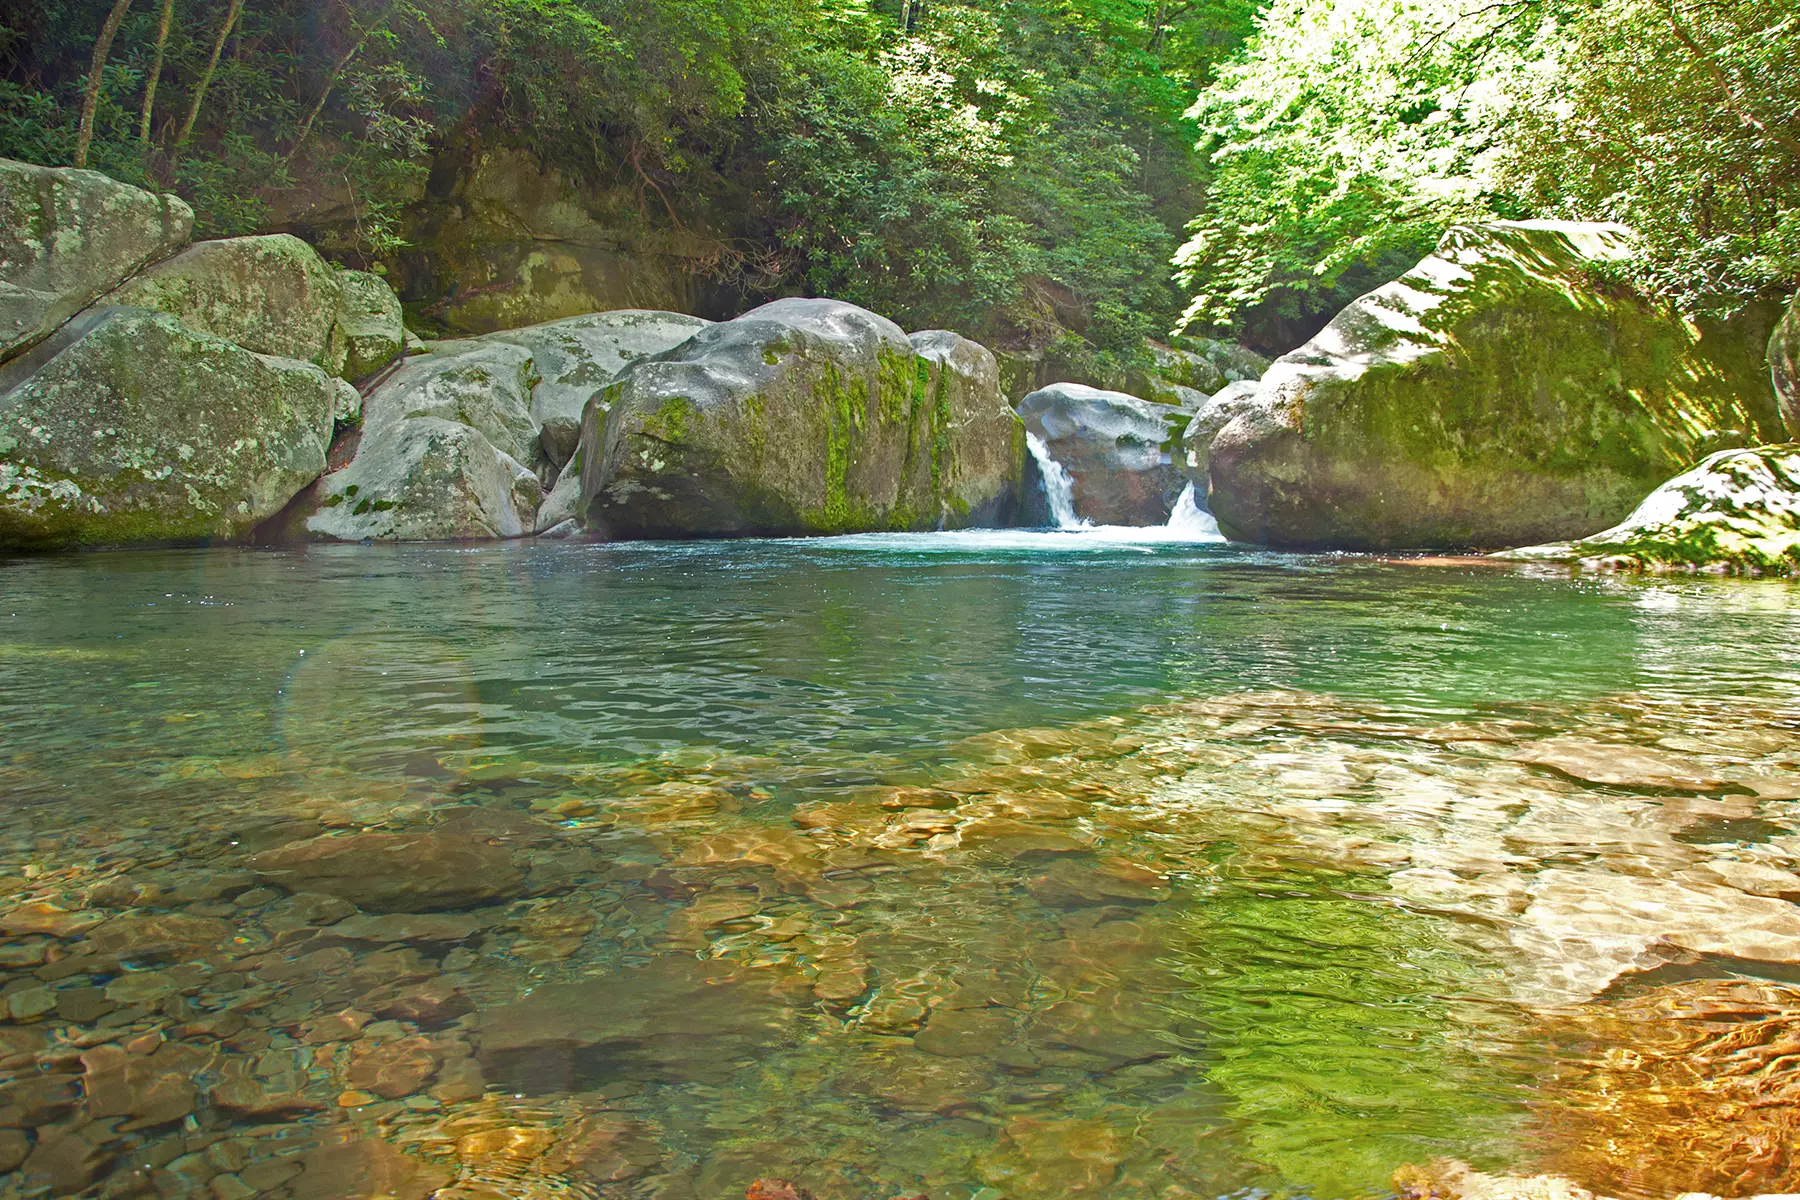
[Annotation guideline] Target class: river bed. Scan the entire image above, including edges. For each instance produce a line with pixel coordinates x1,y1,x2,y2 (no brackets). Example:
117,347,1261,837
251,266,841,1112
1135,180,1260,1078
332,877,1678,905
2,535,1799,1200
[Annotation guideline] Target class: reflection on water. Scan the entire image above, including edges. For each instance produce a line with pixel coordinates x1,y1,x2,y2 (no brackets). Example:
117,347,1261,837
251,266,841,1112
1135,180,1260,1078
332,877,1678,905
1,539,1799,1200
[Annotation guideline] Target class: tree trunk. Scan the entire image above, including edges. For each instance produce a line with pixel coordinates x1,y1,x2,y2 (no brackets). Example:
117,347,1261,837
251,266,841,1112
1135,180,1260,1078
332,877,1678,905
138,0,175,143
176,0,245,148
283,1,400,164
74,0,134,169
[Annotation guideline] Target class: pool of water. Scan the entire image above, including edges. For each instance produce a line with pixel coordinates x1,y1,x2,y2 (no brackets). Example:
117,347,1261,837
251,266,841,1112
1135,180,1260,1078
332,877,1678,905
2,534,1799,1200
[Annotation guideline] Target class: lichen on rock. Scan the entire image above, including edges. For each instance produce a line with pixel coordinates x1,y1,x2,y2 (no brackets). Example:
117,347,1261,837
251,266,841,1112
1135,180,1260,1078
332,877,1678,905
1494,443,1800,574
0,157,192,364
0,306,339,548
333,268,406,381
105,233,347,372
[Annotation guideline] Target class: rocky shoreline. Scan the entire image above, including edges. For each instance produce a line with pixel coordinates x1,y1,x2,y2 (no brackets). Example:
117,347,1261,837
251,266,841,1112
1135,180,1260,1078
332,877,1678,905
3,159,1799,571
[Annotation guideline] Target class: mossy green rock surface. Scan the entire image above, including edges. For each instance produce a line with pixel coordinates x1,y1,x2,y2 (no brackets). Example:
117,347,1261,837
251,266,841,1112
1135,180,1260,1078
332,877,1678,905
0,307,341,548
300,342,543,541
1196,221,1788,550
581,298,1022,538
106,234,347,372
1495,444,1800,574
333,269,405,380
1773,292,1800,437
0,158,192,363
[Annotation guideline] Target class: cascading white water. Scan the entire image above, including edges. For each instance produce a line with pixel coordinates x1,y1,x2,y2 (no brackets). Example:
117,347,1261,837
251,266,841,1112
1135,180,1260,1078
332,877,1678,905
1025,431,1089,529
1165,482,1223,538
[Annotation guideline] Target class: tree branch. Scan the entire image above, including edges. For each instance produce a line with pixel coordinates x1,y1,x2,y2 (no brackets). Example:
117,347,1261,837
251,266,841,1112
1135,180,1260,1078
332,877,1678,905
176,0,245,148
138,0,175,143
74,0,133,168
1662,0,1800,158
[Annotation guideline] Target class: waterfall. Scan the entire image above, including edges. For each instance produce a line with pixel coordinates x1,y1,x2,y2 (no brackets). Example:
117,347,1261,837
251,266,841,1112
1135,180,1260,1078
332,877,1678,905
1026,432,1089,529
1166,482,1223,538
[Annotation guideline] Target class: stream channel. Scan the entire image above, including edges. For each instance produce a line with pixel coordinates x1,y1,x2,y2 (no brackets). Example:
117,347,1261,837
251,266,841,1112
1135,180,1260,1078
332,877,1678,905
2,535,1800,1200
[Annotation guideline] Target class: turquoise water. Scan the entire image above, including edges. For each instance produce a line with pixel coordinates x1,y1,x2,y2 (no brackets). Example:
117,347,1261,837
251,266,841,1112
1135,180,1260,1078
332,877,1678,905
2,536,1799,1200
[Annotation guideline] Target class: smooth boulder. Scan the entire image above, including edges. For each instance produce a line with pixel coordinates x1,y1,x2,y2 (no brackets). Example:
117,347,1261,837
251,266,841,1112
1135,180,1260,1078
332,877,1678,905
106,234,347,372
1019,382,1180,525
0,307,344,548
0,158,192,363
300,342,543,541
580,298,1022,537
1495,444,1800,574
1774,291,1799,436
1194,221,1789,549
473,309,710,467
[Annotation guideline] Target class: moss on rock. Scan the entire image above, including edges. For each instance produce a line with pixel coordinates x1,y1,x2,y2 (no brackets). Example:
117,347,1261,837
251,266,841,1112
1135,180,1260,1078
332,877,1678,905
1196,221,1788,550
1773,291,1800,438
579,299,1021,538
1494,444,1800,575
333,269,405,381
106,234,346,372
0,307,338,548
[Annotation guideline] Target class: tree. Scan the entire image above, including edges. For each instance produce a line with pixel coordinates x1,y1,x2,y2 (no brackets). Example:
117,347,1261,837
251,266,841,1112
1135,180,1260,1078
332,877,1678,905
73,0,132,167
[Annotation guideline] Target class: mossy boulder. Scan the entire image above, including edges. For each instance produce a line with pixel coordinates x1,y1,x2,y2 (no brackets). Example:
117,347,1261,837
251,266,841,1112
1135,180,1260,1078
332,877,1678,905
334,269,405,380
1773,292,1800,436
0,307,343,548
471,309,710,467
1494,445,1800,575
299,342,543,541
106,234,347,372
1194,221,1789,550
580,298,1022,538
0,158,192,364
1018,382,1182,525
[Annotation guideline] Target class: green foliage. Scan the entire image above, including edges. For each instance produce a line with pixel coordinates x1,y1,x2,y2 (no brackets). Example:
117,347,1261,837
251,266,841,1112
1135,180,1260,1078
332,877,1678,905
1504,0,1800,314
1177,0,1800,340
0,0,1259,359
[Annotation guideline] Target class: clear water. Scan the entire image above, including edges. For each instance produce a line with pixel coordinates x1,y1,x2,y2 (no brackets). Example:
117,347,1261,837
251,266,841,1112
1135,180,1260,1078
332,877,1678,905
2,537,1799,1200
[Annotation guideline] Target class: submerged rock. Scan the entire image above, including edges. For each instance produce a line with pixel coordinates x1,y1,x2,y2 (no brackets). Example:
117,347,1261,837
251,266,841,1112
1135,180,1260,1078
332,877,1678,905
1494,445,1800,574
0,157,192,363
0,307,345,548
105,234,347,371
1018,382,1180,525
1192,221,1788,549
580,298,1022,537
245,832,527,911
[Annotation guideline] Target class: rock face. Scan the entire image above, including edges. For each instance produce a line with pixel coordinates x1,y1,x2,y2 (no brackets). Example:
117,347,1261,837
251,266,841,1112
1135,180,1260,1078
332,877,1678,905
1774,291,1800,436
334,269,406,380
300,341,544,541
1191,221,1789,550
580,298,1022,537
1018,383,1179,525
0,307,345,548
106,234,347,371
474,309,710,467
0,158,193,363
1495,444,1800,574
391,146,713,334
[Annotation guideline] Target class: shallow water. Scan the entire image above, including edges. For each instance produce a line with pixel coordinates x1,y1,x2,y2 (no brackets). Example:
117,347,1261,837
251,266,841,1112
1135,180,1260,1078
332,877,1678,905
2,536,1800,1200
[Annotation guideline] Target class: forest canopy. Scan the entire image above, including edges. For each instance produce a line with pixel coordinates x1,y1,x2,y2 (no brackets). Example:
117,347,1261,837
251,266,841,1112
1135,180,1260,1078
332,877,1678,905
1,0,1795,358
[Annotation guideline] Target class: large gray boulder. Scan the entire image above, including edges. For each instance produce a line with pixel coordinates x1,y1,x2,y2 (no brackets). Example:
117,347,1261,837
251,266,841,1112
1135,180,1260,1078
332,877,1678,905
1495,444,1800,575
0,159,192,363
0,307,345,548
473,309,710,467
300,342,543,541
1018,383,1180,526
334,269,406,380
1192,221,1788,550
1774,292,1800,437
105,234,347,372
579,298,1022,538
